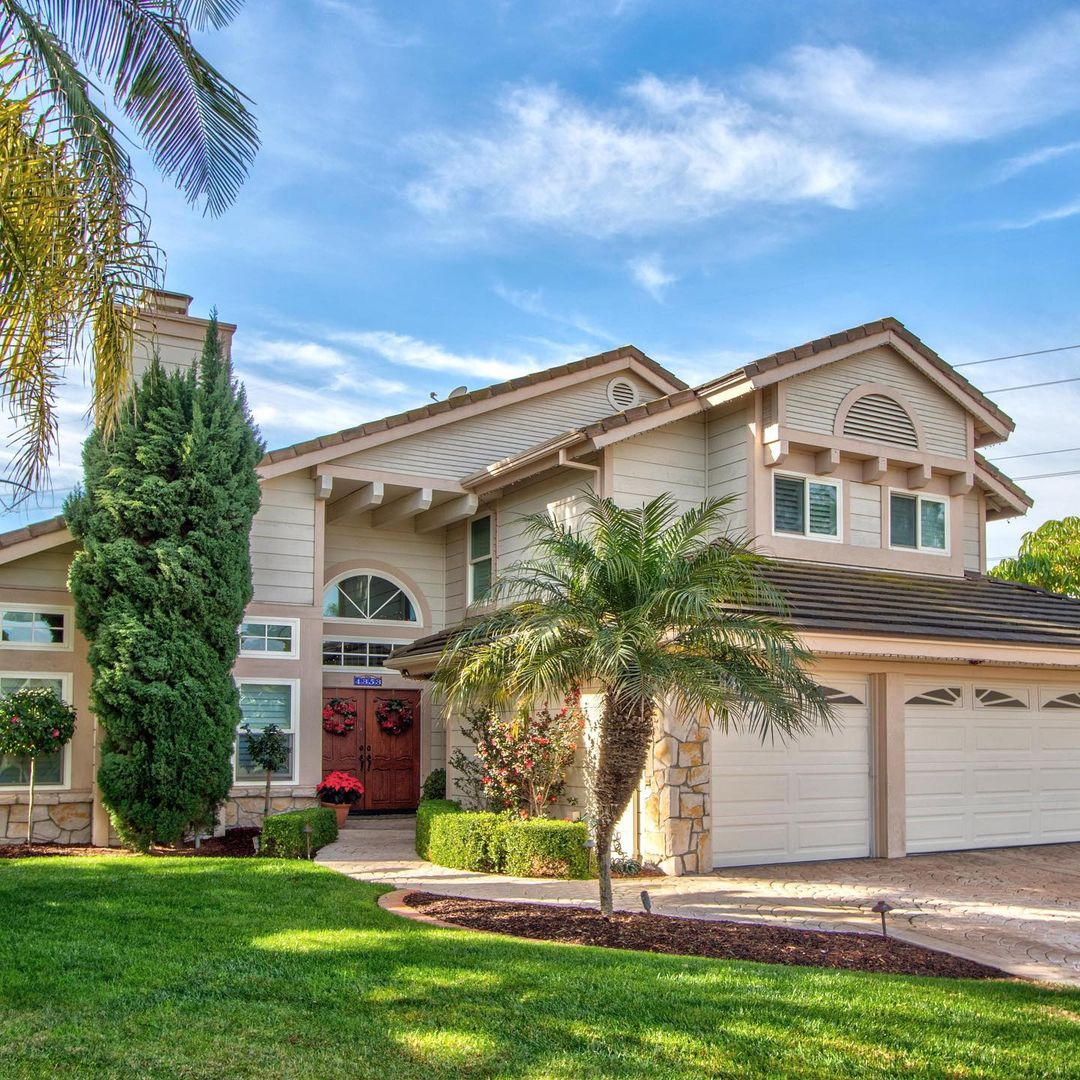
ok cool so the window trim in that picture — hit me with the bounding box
[321,636,400,672]
[467,512,495,604]
[771,472,843,544]
[887,489,950,555]
[232,677,299,786]
[322,570,420,628]
[0,604,73,652]
[238,617,300,660]
[0,671,74,790]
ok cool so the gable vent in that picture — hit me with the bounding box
[607,377,640,411]
[842,394,918,448]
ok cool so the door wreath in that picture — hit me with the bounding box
[374,697,414,736]
[322,697,358,735]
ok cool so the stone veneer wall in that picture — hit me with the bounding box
[219,787,319,829]
[640,708,711,876]
[0,792,92,844]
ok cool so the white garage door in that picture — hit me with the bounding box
[711,679,871,868]
[906,681,1080,853]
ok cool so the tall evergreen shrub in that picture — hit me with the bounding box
[66,316,263,848]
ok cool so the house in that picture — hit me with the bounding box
[0,294,1077,875]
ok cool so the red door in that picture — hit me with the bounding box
[321,688,421,812]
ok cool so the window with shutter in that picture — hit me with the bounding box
[773,474,840,540]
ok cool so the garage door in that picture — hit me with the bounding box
[711,679,871,868]
[906,681,1080,853]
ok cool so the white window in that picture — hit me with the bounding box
[773,474,841,541]
[239,618,299,659]
[0,673,72,788]
[468,514,494,603]
[234,679,297,784]
[322,639,395,670]
[323,573,418,624]
[889,492,948,553]
[0,605,71,650]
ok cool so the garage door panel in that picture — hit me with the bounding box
[713,679,870,867]
[906,680,1080,854]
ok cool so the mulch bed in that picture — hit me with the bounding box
[0,826,262,860]
[403,892,1008,979]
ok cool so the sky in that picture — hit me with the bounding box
[7,0,1080,563]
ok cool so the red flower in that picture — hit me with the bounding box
[322,707,332,720]
[51,728,60,738]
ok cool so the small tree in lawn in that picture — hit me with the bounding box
[0,688,76,843]
[241,724,290,817]
[435,492,833,915]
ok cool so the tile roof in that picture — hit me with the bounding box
[0,515,68,550]
[261,345,687,467]
[387,561,1080,666]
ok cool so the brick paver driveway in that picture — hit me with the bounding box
[320,818,1080,984]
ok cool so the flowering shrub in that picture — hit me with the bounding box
[322,697,357,735]
[316,770,365,805]
[450,694,584,817]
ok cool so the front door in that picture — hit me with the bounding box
[321,688,421,812]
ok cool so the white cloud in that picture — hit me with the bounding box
[997,197,1080,230]
[492,282,612,340]
[995,140,1080,181]
[754,13,1080,144]
[628,253,676,301]
[406,80,861,238]
[240,338,353,369]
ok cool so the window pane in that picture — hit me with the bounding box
[471,558,493,601]
[240,633,266,653]
[0,749,62,786]
[891,495,917,548]
[470,516,492,560]
[266,625,293,652]
[238,683,292,730]
[235,732,292,780]
[920,499,946,550]
[368,576,414,621]
[0,676,64,696]
[325,575,416,622]
[773,476,805,534]
[2,610,64,645]
[808,483,838,536]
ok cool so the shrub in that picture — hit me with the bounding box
[427,810,509,872]
[421,768,446,802]
[261,807,337,859]
[502,818,591,879]
[415,798,461,859]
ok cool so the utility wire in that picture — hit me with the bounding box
[988,446,1080,461]
[1010,468,1080,481]
[986,375,1080,393]
[955,343,1080,368]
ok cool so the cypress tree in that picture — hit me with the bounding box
[66,315,263,849]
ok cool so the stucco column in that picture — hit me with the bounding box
[870,671,906,858]
[90,716,110,847]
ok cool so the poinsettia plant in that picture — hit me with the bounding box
[316,770,365,805]
[322,697,358,735]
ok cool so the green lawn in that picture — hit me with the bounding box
[0,859,1078,1079]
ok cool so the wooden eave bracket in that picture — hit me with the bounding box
[861,456,888,483]
[763,439,789,467]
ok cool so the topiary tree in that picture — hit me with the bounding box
[241,723,290,817]
[0,687,77,843]
[65,314,263,850]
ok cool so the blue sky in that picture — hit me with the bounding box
[11,0,1080,561]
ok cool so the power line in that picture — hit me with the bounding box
[987,446,1080,461]
[955,343,1080,368]
[986,375,1080,393]
[1011,468,1080,481]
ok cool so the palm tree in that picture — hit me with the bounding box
[435,492,834,915]
[0,0,258,489]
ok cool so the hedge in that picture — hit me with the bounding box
[415,798,462,859]
[417,801,591,878]
[261,807,338,858]
[501,818,590,880]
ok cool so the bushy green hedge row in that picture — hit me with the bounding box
[415,798,462,859]
[416,799,590,879]
[261,807,338,858]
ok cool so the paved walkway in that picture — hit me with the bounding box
[317,815,1080,985]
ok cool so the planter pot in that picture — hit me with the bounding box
[323,802,351,827]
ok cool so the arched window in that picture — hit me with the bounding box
[323,573,418,623]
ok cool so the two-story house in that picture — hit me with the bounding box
[0,294,1077,875]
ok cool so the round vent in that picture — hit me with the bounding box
[607,377,640,411]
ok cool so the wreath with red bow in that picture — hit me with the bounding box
[322,697,358,735]
[374,697,414,736]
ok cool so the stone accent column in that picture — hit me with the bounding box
[641,706,711,876]
[871,671,906,858]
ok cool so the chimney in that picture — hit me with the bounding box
[130,288,237,385]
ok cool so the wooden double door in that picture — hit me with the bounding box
[321,688,421,812]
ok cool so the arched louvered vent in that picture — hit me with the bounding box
[607,377,640,411]
[842,394,918,448]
